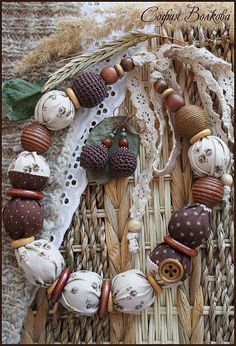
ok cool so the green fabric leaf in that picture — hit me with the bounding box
[2,79,45,121]
[86,116,140,185]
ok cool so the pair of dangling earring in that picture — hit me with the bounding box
[80,107,142,178]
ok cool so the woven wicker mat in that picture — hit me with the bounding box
[2,2,234,344]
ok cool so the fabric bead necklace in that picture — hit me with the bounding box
[3,50,233,317]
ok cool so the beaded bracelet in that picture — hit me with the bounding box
[3,54,233,317]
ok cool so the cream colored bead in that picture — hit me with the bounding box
[161,88,174,99]
[11,236,35,249]
[66,88,81,109]
[221,173,233,186]
[128,219,142,232]
[114,64,124,78]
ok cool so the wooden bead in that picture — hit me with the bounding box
[7,188,44,200]
[174,105,209,140]
[97,279,112,318]
[128,219,142,232]
[114,64,124,78]
[154,80,168,94]
[50,268,72,304]
[221,173,233,186]
[21,124,52,154]
[119,138,129,148]
[146,272,163,295]
[107,291,113,313]
[166,93,185,113]
[158,258,184,284]
[47,278,59,297]
[161,88,174,99]
[11,236,35,249]
[66,88,81,109]
[120,57,135,72]
[100,67,119,84]
[164,235,198,257]
[102,138,113,148]
[190,129,212,144]
[192,176,224,208]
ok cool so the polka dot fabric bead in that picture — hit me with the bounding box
[168,203,212,248]
[3,198,44,240]
[9,171,48,191]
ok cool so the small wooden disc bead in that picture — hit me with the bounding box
[21,123,52,154]
[47,278,59,297]
[161,88,174,99]
[146,272,163,295]
[128,219,142,232]
[50,268,72,304]
[190,129,212,144]
[66,88,81,109]
[107,291,113,313]
[100,67,119,84]
[164,235,198,257]
[97,279,112,318]
[192,176,224,208]
[7,188,44,200]
[11,236,35,249]
[114,64,124,78]
[166,93,185,113]
[120,57,135,72]
[154,80,168,94]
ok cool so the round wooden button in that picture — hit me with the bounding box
[158,258,184,284]
[97,279,112,318]
[146,272,163,295]
[164,235,198,257]
[11,236,35,249]
[7,188,44,200]
[50,268,72,304]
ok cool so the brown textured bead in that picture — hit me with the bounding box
[97,279,112,317]
[174,105,209,140]
[7,188,44,200]
[100,67,119,84]
[120,57,135,72]
[154,80,168,94]
[166,93,185,113]
[192,176,224,208]
[102,138,113,148]
[119,138,129,148]
[50,268,72,304]
[21,124,52,154]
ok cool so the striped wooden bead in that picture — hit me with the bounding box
[21,124,52,154]
[174,105,209,140]
[192,176,224,208]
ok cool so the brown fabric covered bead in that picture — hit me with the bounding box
[154,80,168,94]
[166,94,185,113]
[100,67,119,85]
[109,148,137,177]
[120,57,135,72]
[21,124,52,154]
[149,243,191,282]
[9,171,48,191]
[72,72,107,108]
[174,105,209,140]
[192,176,224,208]
[168,203,212,248]
[3,198,43,240]
[80,144,109,173]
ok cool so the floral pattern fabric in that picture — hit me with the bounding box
[8,151,50,177]
[111,269,154,313]
[59,270,103,316]
[15,239,65,287]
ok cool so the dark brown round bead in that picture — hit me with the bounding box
[21,124,52,154]
[154,80,168,94]
[192,176,224,208]
[9,171,48,191]
[97,279,112,317]
[100,67,119,85]
[102,138,113,148]
[109,148,137,177]
[80,144,109,173]
[119,138,129,148]
[120,57,135,72]
[166,94,185,113]
[3,198,44,240]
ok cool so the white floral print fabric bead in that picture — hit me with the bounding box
[111,269,154,313]
[35,90,75,131]
[59,271,103,316]
[15,239,65,287]
[188,135,231,177]
[8,151,50,177]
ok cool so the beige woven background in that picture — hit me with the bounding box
[2,2,234,344]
